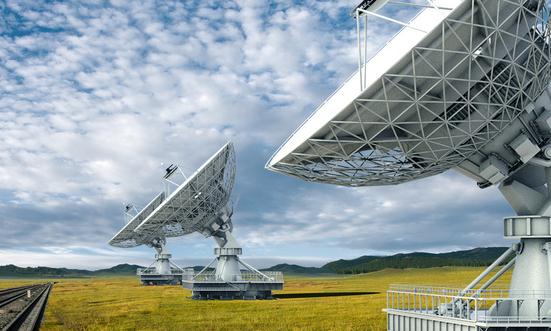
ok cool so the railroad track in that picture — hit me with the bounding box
[0,285,43,310]
[0,283,53,331]
[0,285,40,297]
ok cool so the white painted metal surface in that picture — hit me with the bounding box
[267,0,550,187]
[109,192,165,248]
[269,0,461,174]
[134,142,236,241]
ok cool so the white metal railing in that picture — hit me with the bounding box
[477,316,551,324]
[182,271,283,283]
[214,247,242,256]
[136,267,186,276]
[387,285,551,324]
[389,284,551,299]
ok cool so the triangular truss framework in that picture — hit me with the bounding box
[109,143,237,249]
[136,143,236,242]
[271,0,551,186]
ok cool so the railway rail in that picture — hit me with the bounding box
[0,283,53,331]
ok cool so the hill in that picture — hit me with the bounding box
[0,247,510,277]
[93,264,144,276]
[261,263,333,275]
[0,264,93,278]
[0,263,144,278]
[322,247,509,274]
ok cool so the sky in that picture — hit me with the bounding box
[0,0,516,270]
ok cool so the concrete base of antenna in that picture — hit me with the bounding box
[137,245,185,286]
[182,232,284,299]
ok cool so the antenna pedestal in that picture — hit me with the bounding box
[214,232,243,282]
[182,232,284,300]
[387,186,551,329]
[154,252,172,275]
[136,242,184,286]
[214,246,243,282]
[502,216,551,317]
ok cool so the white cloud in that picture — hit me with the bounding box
[243,171,511,253]
[0,0,513,269]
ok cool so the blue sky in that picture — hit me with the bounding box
[0,0,514,269]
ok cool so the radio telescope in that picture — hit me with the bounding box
[268,0,551,329]
[130,142,283,299]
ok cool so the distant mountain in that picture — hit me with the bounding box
[0,247,510,277]
[261,263,333,275]
[94,264,144,276]
[0,263,144,278]
[190,266,214,272]
[322,247,509,274]
[262,247,510,275]
[0,264,93,278]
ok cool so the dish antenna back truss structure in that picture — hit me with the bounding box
[268,0,551,329]
[128,142,283,299]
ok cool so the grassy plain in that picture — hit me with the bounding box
[0,267,511,331]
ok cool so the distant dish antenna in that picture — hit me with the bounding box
[111,142,283,298]
[110,192,184,285]
[268,0,551,328]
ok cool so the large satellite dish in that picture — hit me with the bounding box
[268,0,550,188]
[110,142,283,298]
[134,142,236,241]
[268,0,551,328]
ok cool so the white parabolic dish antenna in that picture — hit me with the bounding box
[133,142,236,242]
[110,142,235,250]
[268,0,550,188]
[268,0,551,328]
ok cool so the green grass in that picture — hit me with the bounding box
[0,267,512,331]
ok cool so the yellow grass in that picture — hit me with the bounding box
[0,267,512,331]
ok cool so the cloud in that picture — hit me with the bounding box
[0,0,514,268]
[240,171,511,254]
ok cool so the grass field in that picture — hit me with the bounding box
[0,267,512,331]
